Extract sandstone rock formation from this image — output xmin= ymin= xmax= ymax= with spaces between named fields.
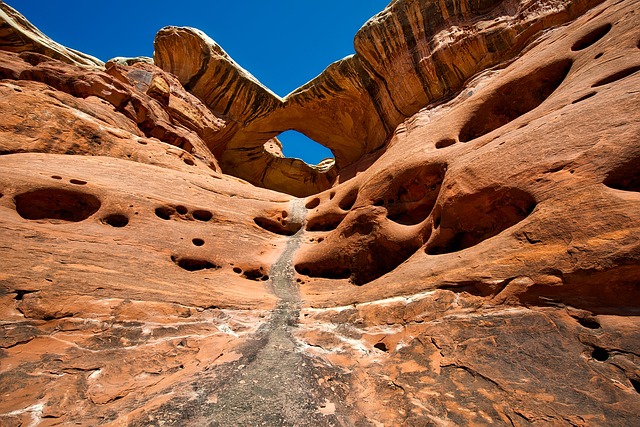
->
xmin=1 ymin=0 xmax=639 ymax=426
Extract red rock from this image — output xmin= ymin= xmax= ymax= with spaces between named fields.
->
xmin=0 ymin=0 xmax=639 ymax=425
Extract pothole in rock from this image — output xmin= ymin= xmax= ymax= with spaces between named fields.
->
xmin=297 ymin=164 xmax=448 ymax=286
xmin=171 ymin=256 xmax=220 ymax=272
xmin=14 ymin=188 xmax=101 ymax=222
xmin=383 ymin=163 xmax=447 ymax=225
xmin=571 ymin=23 xmax=612 ymax=51
xmin=592 ymin=65 xmax=640 ymax=87
xmin=101 ymin=213 xmax=129 ymax=227
xmin=254 ymin=215 xmax=301 ymax=236
xmin=604 ymin=156 xmax=640 ymax=192
xmin=459 ymin=58 xmax=573 ymax=142
xmin=426 ymin=187 xmax=537 ymax=255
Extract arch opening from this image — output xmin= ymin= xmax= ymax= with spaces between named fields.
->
xmin=277 ymin=130 xmax=334 ymax=166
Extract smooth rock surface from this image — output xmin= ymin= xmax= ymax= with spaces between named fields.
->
xmin=1 ymin=0 xmax=639 ymax=425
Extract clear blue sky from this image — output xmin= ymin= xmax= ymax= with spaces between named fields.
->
xmin=7 ymin=1 xmax=390 ymax=164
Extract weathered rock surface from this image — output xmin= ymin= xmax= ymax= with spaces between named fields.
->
xmin=1 ymin=0 xmax=639 ymax=426
xmin=154 ymin=0 xmax=609 ymax=197
xmin=0 ymin=1 xmax=102 ymax=68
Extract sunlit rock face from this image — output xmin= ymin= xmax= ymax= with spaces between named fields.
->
xmin=1 ymin=0 xmax=639 ymax=425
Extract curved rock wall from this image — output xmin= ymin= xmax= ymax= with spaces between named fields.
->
xmin=0 ymin=0 xmax=639 ymax=425
xmin=154 ymin=0 xmax=605 ymax=196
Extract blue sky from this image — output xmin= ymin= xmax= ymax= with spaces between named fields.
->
xmin=7 ymin=1 xmax=390 ymax=164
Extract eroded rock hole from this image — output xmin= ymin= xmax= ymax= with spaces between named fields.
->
xmin=435 ymin=138 xmax=456 ymax=149
xmin=571 ymin=23 xmax=612 ymax=51
xmin=306 ymin=212 xmax=346 ymax=232
xmin=155 ymin=206 xmax=174 ymax=220
xmin=14 ymin=290 xmax=36 ymax=300
xmin=193 ymin=210 xmax=213 ymax=221
xmin=242 ymin=268 xmax=268 ymax=281
xmin=305 ymin=198 xmax=320 ymax=209
xmin=572 ymin=92 xmax=596 ymax=104
xmin=630 ymin=378 xmax=640 ymax=394
xmin=69 ymin=179 xmax=87 ymax=185
xmin=101 ymin=213 xmax=129 ymax=228
xmin=175 ymin=205 xmax=188 ymax=215
xmin=192 ymin=238 xmax=205 ymax=246
xmin=426 ymin=187 xmax=536 ymax=254
xmin=591 ymin=346 xmax=609 ymax=361
xmin=294 ymin=265 xmax=351 ymax=280
xmin=183 ymin=157 xmax=195 ymax=166
xmin=459 ymin=59 xmax=573 ymax=142
xmin=374 ymin=342 xmax=388 ymax=352
xmin=576 ymin=316 xmax=600 ymax=329
xmin=604 ymin=157 xmax=640 ymax=192
xmin=385 ymin=163 xmax=446 ymax=225
xmin=338 ymin=189 xmax=358 ymax=211
xmin=233 ymin=267 xmax=242 ymax=274
xmin=15 ymin=188 xmax=101 ymax=222
xmin=254 ymin=217 xmax=301 ymax=236
xmin=51 ymin=176 xmax=62 ymax=180
xmin=172 ymin=256 xmax=219 ymax=272
xmin=592 ymin=65 xmax=640 ymax=87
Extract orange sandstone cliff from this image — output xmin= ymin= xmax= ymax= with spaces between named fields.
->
xmin=0 ymin=0 xmax=639 ymax=425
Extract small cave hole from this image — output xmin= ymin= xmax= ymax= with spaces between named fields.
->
xmin=305 ymin=213 xmax=345 ymax=232
xmin=435 ymin=138 xmax=456 ymax=149
xmin=594 ymin=52 xmax=603 ymax=59
xmin=305 ymin=198 xmax=320 ymax=209
xmin=329 ymin=191 xmax=336 ymax=200
xmin=69 ymin=179 xmax=87 ymax=185
xmin=297 ymin=267 xmax=311 ymax=276
xmin=630 ymin=378 xmax=640 ymax=394
xmin=193 ymin=210 xmax=213 ymax=221
xmin=172 ymin=256 xmax=219 ymax=272
xmin=14 ymin=290 xmax=36 ymax=300
xmin=101 ymin=213 xmax=129 ymax=228
xmin=281 ymin=211 xmax=288 ymax=219
xmin=294 ymin=264 xmax=351 ymax=280
xmin=254 ymin=217 xmax=300 ymax=236
xmin=572 ymin=92 xmax=596 ymax=104
xmin=374 ymin=342 xmax=388 ymax=352
xmin=192 ymin=238 xmax=205 ymax=246
xmin=592 ymin=66 xmax=640 ymax=87
xmin=385 ymin=163 xmax=446 ymax=226
xmin=233 ymin=267 xmax=242 ymax=274
xmin=426 ymin=187 xmax=536 ymax=255
xmin=577 ymin=317 xmax=600 ymax=329
xmin=14 ymin=188 xmax=101 ymax=222
xmin=571 ymin=23 xmax=612 ymax=51
xmin=155 ymin=206 xmax=174 ymax=220
xmin=175 ymin=205 xmax=188 ymax=215
xmin=51 ymin=176 xmax=62 ymax=180
xmin=373 ymin=199 xmax=385 ymax=207
xmin=338 ymin=189 xmax=358 ymax=211
xmin=183 ymin=157 xmax=195 ymax=166
xmin=591 ymin=346 xmax=609 ymax=361
xmin=242 ymin=268 xmax=267 ymax=281
xmin=603 ymin=157 xmax=640 ymax=192
xmin=459 ymin=59 xmax=573 ymax=142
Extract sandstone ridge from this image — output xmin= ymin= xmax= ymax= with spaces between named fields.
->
xmin=154 ymin=0 xmax=607 ymax=196
xmin=1 ymin=0 xmax=639 ymax=426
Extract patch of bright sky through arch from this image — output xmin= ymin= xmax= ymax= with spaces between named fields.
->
xmin=7 ymin=0 xmax=391 ymax=165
